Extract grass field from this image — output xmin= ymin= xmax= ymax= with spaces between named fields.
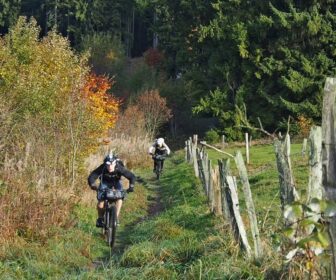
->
xmin=0 ymin=142 xmax=311 ymax=279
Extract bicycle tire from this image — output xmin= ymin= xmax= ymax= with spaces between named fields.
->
xmin=156 ymin=168 xmax=160 ymax=180
xmin=104 ymin=208 xmax=109 ymax=241
xmin=108 ymin=205 xmax=117 ymax=248
xmin=156 ymin=160 xmax=163 ymax=180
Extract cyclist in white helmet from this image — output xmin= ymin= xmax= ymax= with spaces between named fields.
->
xmin=148 ymin=137 xmax=171 ymax=173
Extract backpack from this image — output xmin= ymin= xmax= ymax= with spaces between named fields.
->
xmin=115 ymin=158 xmax=125 ymax=168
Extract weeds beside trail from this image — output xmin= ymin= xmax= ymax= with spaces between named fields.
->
xmin=1 ymin=152 xmax=275 ymax=279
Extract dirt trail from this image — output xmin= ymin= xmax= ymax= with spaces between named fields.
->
xmin=93 ymin=173 xmax=165 ymax=266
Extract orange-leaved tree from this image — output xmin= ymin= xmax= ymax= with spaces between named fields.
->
xmin=82 ymin=73 xmax=120 ymax=134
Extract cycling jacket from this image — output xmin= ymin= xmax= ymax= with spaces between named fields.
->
xmin=148 ymin=143 xmax=171 ymax=156
xmin=88 ymin=163 xmax=135 ymax=188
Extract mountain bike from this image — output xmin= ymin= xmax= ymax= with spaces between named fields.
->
xmin=153 ymin=154 xmax=166 ymax=180
xmin=101 ymin=189 xmax=126 ymax=248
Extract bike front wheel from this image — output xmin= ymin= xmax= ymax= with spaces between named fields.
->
xmin=107 ymin=205 xmax=117 ymax=248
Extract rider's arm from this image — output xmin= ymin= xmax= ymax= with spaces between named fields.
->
xmin=163 ymin=143 xmax=171 ymax=155
xmin=117 ymin=166 xmax=136 ymax=186
xmin=88 ymin=164 xmax=104 ymax=187
xmin=148 ymin=145 xmax=155 ymax=155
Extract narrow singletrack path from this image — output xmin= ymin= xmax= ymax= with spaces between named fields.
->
xmin=91 ymin=171 xmax=166 ymax=268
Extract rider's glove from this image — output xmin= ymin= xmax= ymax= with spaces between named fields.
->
xmin=127 ymin=185 xmax=134 ymax=193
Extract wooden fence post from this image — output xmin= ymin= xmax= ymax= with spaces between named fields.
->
xmin=322 ymin=77 xmax=336 ymax=279
xmin=307 ymin=126 xmax=323 ymax=202
xmin=226 ymin=176 xmax=252 ymax=258
xmin=274 ymin=134 xmax=299 ymax=212
xmin=245 ymin=133 xmax=250 ymax=164
xmin=208 ymin=159 xmax=214 ymax=210
xmin=200 ymin=150 xmax=209 ymax=196
xmin=189 ymin=137 xmax=193 ymax=163
xmin=212 ymin=167 xmax=222 ymax=215
xmin=185 ymin=140 xmax=189 ymax=162
xmin=192 ymin=135 xmax=199 ymax=177
xmin=302 ymin=138 xmax=307 ymax=157
xmin=222 ymin=135 xmax=225 ymax=150
xmin=218 ymin=159 xmax=231 ymax=221
xmin=196 ymin=148 xmax=207 ymax=193
xmin=235 ymin=151 xmax=262 ymax=259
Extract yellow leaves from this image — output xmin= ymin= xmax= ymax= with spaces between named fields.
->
xmin=82 ymin=73 xmax=120 ymax=133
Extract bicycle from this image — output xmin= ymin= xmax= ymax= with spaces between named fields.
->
xmin=101 ymin=189 xmax=126 ymax=248
xmin=153 ymin=154 xmax=166 ymax=180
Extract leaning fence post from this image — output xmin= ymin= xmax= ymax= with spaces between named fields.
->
xmin=226 ymin=176 xmax=252 ymax=258
xmin=307 ymin=126 xmax=323 ymax=202
xmin=235 ymin=151 xmax=262 ymax=259
xmin=322 ymin=77 xmax=336 ymax=279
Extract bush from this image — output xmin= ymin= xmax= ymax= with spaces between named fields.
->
xmin=80 ymin=32 xmax=126 ymax=76
xmin=204 ymin=129 xmax=220 ymax=144
xmin=0 ymin=17 xmax=116 ymax=243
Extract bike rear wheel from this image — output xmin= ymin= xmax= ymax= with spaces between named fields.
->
xmin=103 ymin=208 xmax=109 ymax=239
xmin=107 ymin=205 xmax=117 ymax=248
xmin=156 ymin=160 xmax=163 ymax=180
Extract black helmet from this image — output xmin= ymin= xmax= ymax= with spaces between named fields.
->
xmin=104 ymin=154 xmax=116 ymax=165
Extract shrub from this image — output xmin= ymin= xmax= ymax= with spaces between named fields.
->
xmin=0 ymin=17 xmax=118 ymax=243
xmin=143 ymin=48 xmax=165 ymax=68
xmin=204 ymin=129 xmax=220 ymax=144
xmin=80 ymin=32 xmax=126 ymax=76
xmin=136 ymin=90 xmax=172 ymax=138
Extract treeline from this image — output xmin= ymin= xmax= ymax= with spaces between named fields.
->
xmin=1 ymin=1 xmax=336 ymax=140
xmin=0 ymin=0 xmax=152 ymax=56
xmin=144 ymin=0 xmax=336 ymax=139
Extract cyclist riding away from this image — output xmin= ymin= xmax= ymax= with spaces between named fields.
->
xmin=148 ymin=137 xmax=171 ymax=173
xmin=88 ymin=154 xmax=135 ymax=228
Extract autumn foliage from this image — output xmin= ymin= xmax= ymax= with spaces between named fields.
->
xmin=0 ymin=18 xmax=121 ymax=244
xmin=143 ymin=48 xmax=165 ymax=68
xmin=130 ymin=89 xmax=171 ymax=138
xmin=82 ymin=73 xmax=120 ymax=133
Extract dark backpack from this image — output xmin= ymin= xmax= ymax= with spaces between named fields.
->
xmin=115 ymin=158 xmax=125 ymax=168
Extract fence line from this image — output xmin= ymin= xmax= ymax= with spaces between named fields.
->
xmin=184 ymin=127 xmax=325 ymax=261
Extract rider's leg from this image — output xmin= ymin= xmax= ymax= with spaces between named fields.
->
xmin=153 ymin=158 xmax=157 ymax=172
xmin=115 ymin=181 xmax=124 ymax=220
xmin=96 ymin=184 xmax=107 ymax=227
xmin=115 ymin=199 xmax=123 ymax=219
xmin=97 ymin=201 xmax=104 ymax=218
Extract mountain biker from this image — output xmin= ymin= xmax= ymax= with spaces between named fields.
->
xmin=148 ymin=137 xmax=171 ymax=173
xmin=88 ymin=154 xmax=135 ymax=228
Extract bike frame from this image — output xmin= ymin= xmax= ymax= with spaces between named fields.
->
xmin=102 ymin=190 xmax=125 ymax=248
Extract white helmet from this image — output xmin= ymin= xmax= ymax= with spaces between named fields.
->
xmin=157 ymin=138 xmax=164 ymax=145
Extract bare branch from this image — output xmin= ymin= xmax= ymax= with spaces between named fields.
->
xmin=200 ymin=141 xmax=234 ymax=158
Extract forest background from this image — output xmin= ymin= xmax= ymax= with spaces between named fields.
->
xmin=2 ymin=0 xmax=334 ymax=142
xmin=0 ymin=1 xmax=336 ymax=278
